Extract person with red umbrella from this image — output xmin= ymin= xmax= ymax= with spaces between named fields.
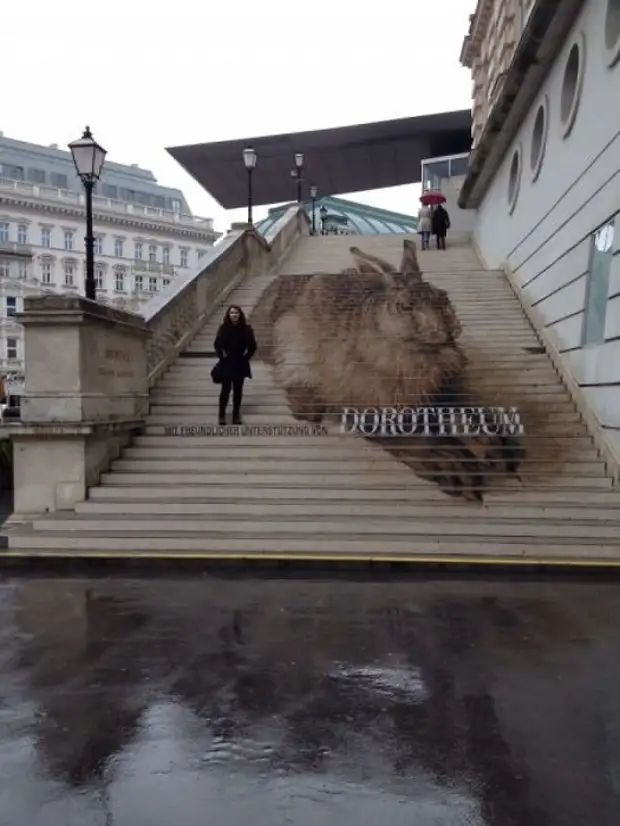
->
xmin=420 ymin=190 xmax=451 ymax=250
xmin=417 ymin=200 xmax=432 ymax=250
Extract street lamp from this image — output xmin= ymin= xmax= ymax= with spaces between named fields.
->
xmin=320 ymin=205 xmax=328 ymax=235
xmin=294 ymin=152 xmax=304 ymax=203
xmin=68 ymin=126 xmax=107 ymax=300
xmin=242 ymin=147 xmax=257 ymax=225
xmin=309 ymin=186 xmax=318 ymax=235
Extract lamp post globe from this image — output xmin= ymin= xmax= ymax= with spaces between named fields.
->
xmin=68 ymin=126 xmax=107 ymax=300
xmin=243 ymin=148 xmax=257 ymax=225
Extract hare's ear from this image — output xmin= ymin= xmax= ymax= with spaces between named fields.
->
xmin=400 ymin=239 xmax=423 ymax=281
xmin=349 ymin=246 xmax=395 ymax=283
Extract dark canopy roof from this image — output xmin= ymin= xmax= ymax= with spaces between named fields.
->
xmin=167 ymin=110 xmax=471 ymax=209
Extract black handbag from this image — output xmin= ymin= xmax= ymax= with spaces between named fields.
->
xmin=211 ymin=359 xmax=226 ymax=384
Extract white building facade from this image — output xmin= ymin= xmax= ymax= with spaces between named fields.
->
xmin=459 ymin=0 xmax=620 ymax=461
xmin=0 ymin=134 xmax=220 ymax=397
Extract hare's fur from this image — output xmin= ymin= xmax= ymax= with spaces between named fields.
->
xmin=252 ymin=240 xmax=559 ymax=502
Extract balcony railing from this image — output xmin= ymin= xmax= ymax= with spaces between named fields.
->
xmin=0 ymin=177 xmax=215 ymax=233
xmin=131 ymin=261 xmax=176 ymax=275
xmin=0 ymin=240 xmax=34 ymax=259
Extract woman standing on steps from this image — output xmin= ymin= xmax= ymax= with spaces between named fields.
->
xmin=214 ymin=305 xmax=257 ymax=425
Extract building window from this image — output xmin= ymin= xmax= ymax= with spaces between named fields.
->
xmin=162 ymin=247 xmax=170 ymax=265
xmin=163 ymin=278 xmax=170 ymax=287
xmin=64 ymin=263 xmax=75 ymax=286
xmin=171 ymin=199 xmax=181 ymax=213
xmin=148 ymin=244 xmax=157 ymax=263
xmin=17 ymin=224 xmax=28 ymax=245
xmin=197 ymin=249 xmax=206 ymax=259
xmin=6 ymin=296 xmax=17 ymax=317
xmin=560 ymin=33 xmax=586 ymax=138
xmin=41 ymin=228 xmax=52 ymax=248
xmin=530 ymin=96 xmax=548 ymax=182
xmin=102 ymin=184 xmax=118 ymax=199
xmin=50 ymin=172 xmax=68 ymax=189
xmin=115 ymin=270 xmax=125 ymax=291
xmin=41 ymin=262 xmax=53 ymax=284
xmin=0 ymin=222 xmax=9 ymax=243
xmin=582 ymin=220 xmax=615 ymax=345
xmin=606 ymin=0 xmax=620 ymax=66
xmin=114 ymin=238 xmax=124 ymax=258
xmin=18 ymin=262 xmax=28 ymax=280
xmin=0 ymin=261 xmax=9 ymax=278
xmin=180 ymin=249 xmax=188 ymax=267
xmin=6 ymin=337 xmax=17 ymax=360
xmin=507 ymin=144 xmax=522 ymax=214
xmin=95 ymin=266 xmax=105 ymax=289
xmin=134 ymin=242 xmax=143 ymax=260
xmin=28 ymin=168 xmax=46 ymax=184
xmin=0 ymin=164 xmax=24 ymax=181
xmin=94 ymin=236 xmax=103 ymax=255
xmin=148 ymin=276 xmax=157 ymax=292
xmin=64 ymin=230 xmax=74 ymax=251
xmin=135 ymin=275 xmax=143 ymax=291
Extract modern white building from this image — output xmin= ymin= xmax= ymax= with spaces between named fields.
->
xmin=0 ymin=132 xmax=220 ymax=396
xmin=459 ymin=0 xmax=620 ymax=463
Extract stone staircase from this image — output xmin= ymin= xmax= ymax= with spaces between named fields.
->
xmin=8 ymin=233 xmax=620 ymax=562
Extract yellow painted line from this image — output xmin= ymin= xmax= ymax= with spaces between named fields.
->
xmin=2 ymin=551 xmax=620 ymax=567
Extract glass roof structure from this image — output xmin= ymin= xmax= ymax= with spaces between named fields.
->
xmin=255 ymin=196 xmax=418 ymax=237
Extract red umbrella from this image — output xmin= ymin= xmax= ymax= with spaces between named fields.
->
xmin=420 ymin=190 xmax=446 ymax=206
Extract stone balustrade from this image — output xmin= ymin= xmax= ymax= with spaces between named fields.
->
xmin=7 ymin=206 xmax=308 ymax=519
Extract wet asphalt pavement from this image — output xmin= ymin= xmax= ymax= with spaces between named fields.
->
xmin=1 ymin=573 xmax=620 ymax=826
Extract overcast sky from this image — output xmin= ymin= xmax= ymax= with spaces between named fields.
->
xmin=1 ymin=0 xmax=474 ymax=233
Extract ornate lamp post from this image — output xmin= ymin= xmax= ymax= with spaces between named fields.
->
xmin=293 ymin=152 xmax=304 ymax=203
xmin=320 ymin=205 xmax=328 ymax=235
xmin=309 ymin=186 xmax=318 ymax=234
xmin=243 ymin=147 xmax=257 ymax=225
xmin=68 ymin=126 xmax=107 ymax=300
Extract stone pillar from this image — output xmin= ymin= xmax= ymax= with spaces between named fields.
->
xmin=9 ymin=295 xmax=150 ymax=519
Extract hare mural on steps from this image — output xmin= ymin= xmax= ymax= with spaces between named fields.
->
xmin=251 ymin=239 xmax=531 ymax=502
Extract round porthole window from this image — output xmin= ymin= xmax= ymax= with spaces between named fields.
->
xmin=605 ymin=0 xmax=620 ymax=66
xmin=560 ymin=33 xmax=586 ymax=138
xmin=507 ymin=145 xmax=522 ymax=215
xmin=530 ymin=97 xmax=548 ymax=181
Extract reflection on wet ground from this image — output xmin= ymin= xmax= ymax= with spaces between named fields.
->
xmin=1 ymin=573 xmax=620 ymax=825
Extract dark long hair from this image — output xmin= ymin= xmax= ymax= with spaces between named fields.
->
xmin=221 ymin=305 xmax=247 ymax=328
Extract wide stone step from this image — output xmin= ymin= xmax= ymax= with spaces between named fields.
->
xmin=142 ymin=422 xmax=591 ymax=437
xmin=144 ymin=412 xmax=585 ymax=428
xmin=146 ymin=405 xmax=577 ymax=422
xmin=173 ymin=350 xmax=554 ymax=362
xmin=88 ymin=484 xmax=620 ymax=504
xmin=122 ymin=444 xmax=601 ymax=461
xmin=150 ymin=386 xmax=571 ymax=402
xmin=110 ymin=458 xmax=608 ymax=476
xmin=165 ymin=362 xmax=558 ymax=376
xmin=30 ymin=514 xmax=620 ymax=541
xmin=100 ymin=471 xmax=613 ymax=488
xmin=7 ymin=533 xmax=620 ymax=562
xmin=157 ymin=374 xmax=565 ymax=387
xmin=135 ymin=433 xmax=598 ymax=448
xmin=75 ymin=499 xmax=620 ymax=521
xmin=190 ymin=319 xmax=538 ymax=334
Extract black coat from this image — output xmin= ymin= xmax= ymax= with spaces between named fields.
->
xmin=432 ymin=205 xmax=451 ymax=236
xmin=214 ymin=323 xmax=257 ymax=380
